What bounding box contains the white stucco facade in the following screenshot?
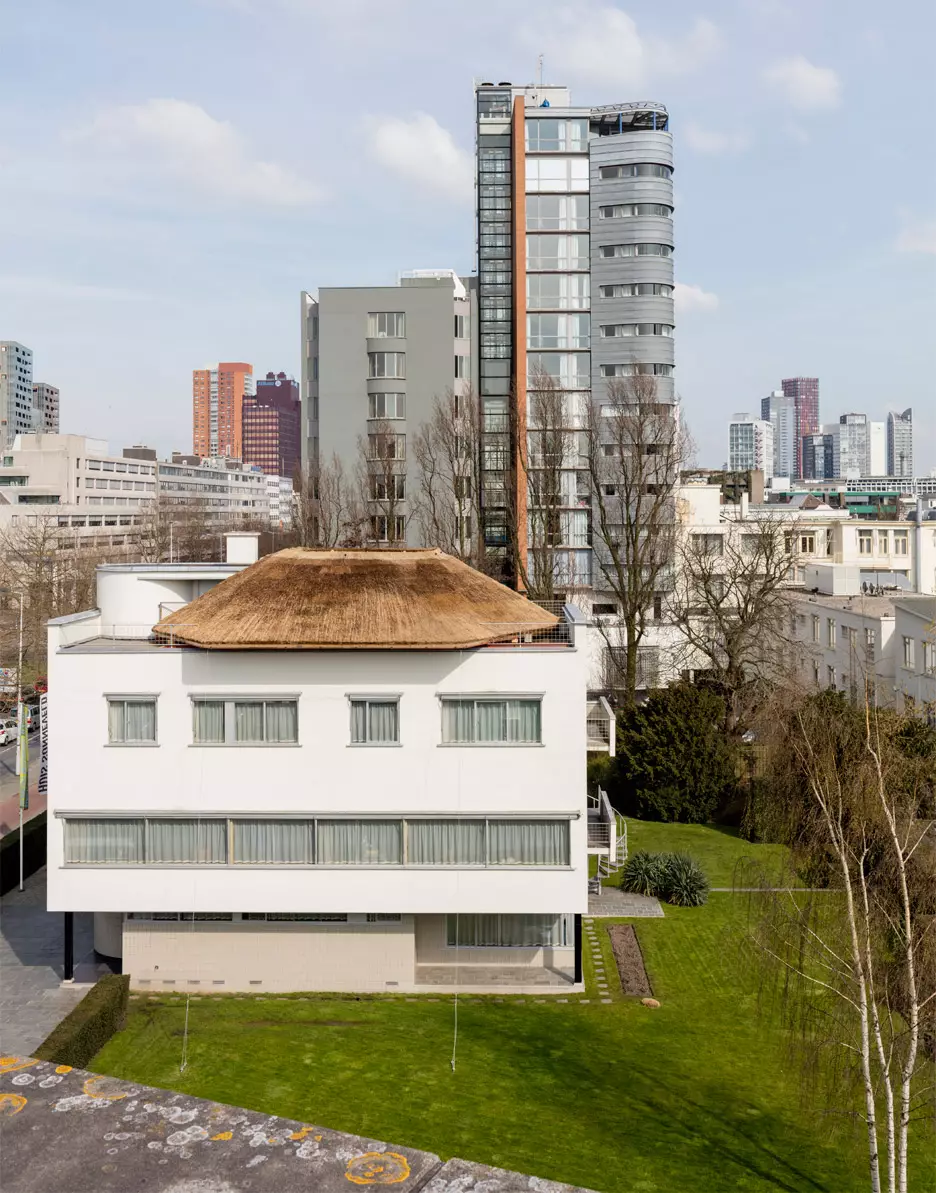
[47,560,588,993]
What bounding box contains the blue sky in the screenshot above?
[1,0,934,470]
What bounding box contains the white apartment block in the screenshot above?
[790,593,897,703]
[158,457,268,520]
[728,414,774,480]
[47,545,592,994]
[894,596,936,716]
[265,474,294,529]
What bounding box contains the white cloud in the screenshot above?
[763,56,842,111]
[674,283,719,313]
[683,122,750,155]
[368,113,473,201]
[895,213,936,255]
[518,8,720,90]
[71,99,320,207]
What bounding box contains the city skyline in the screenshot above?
[0,1,933,471]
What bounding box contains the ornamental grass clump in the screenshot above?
[620,850,708,906]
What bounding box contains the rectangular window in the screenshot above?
[350,698,400,744]
[368,392,405,419]
[368,433,405,460]
[526,234,589,271]
[454,314,468,339]
[107,698,157,744]
[408,820,485,866]
[527,273,590,311]
[318,820,403,865]
[440,698,542,744]
[827,619,837,648]
[691,533,724,556]
[64,819,144,864]
[865,627,876,660]
[812,615,821,643]
[367,312,405,338]
[368,352,405,379]
[876,531,889,554]
[455,355,470,378]
[527,352,590,389]
[232,819,315,864]
[526,195,589,230]
[893,531,908,556]
[446,913,572,948]
[858,530,873,555]
[902,636,916,669]
[923,642,935,674]
[488,819,569,865]
[525,156,589,192]
[191,698,298,744]
[525,118,588,152]
[527,313,590,350]
[370,474,406,501]
[799,533,816,555]
[146,820,227,864]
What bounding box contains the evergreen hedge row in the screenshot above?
[34,973,129,1067]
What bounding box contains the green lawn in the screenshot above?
[88,886,927,1193]
[621,819,791,888]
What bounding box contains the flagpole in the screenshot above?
[16,591,24,892]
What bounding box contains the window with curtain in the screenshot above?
[107,698,156,744]
[146,819,227,863]
[65,818,145,863]
[317,820,402,865]
[440,698,542,744]
[407,820,485,865]
[232,820,314,864]
[191,698,298,744]
[349,698,400,745]
[488,820,569,865]
[446,914,572,948]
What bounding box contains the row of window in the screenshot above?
[598,204,672,220]
[599,242,673,258]
[599,323,674,338]
[85,478,156,491]
[525,119,588,152]
[86,459,156,476]
[599,163,672,180]
[600,363,674,378]
[63,816,572,867]
[106,696,544,747]
[126,912,399,923]
[857,529,909,556]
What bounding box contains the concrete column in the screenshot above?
[93,911,123,960]
[63,912,74,982]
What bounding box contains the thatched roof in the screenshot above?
[152,548,559,650]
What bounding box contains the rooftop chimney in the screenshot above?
[225,532,260,566]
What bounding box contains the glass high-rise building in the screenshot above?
[886,408,913,477]
[781,376,820,478]
[474,82,674,587]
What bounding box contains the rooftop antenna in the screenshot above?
[537,54,544,86]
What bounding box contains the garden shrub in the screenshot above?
[620,850,709,906]
[34,973,129,1067]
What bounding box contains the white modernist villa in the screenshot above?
[47,538,591,993]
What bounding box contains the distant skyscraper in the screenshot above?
[868,421,886,476]
[781,377,820,478]
[193,362,254,459]
[728,414,774,479]
[801,432,833,481]
[32,382,59,434]
[242,372,301,478]
[0,341,36,448]
[760,390,795,477]
[826,413,869,479]
[886,409,913,477]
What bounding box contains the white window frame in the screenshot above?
[189,696,300,746]
[439,696,543,746]
[106,695,158,746]
[348,696,401,746]
[367,312,405,338]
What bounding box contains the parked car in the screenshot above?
[0,718,18,746]
[26,704,39,731]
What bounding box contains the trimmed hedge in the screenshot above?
[34,973,129,1067]
[620,851,709,907]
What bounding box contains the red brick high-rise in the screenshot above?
[782,376,820,479]
[242,372,301,478]
[193,362,253,459]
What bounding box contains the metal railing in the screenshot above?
[55,623,199,650]
[586,717,611,747]
[482,620,573,648]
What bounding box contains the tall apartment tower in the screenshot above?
[0,342,36,448]
[781,377,820,478]
[242,372,301,478]
[827,413,869,479]
[474,82,674,586]
[193,362,254,459]
[301,272,473,544]
[760,390,796,478]
[728,414,774,479]
[886,408,913,477]
[33,382,60,434]
[868,421,886,476]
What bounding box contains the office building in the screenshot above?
[32,382,60,434]
[193,362,254,460]
[728,414,774,479]
[473,83,674,585]
[802,432,833,480]
[266,474,294,529]
[0,342,36,448]
[301,271,473,544]
[887,409,913,477]
[48,545,592,994]
[868,421,886,476]
[243,372,301,479]
[760,390,796,478]
[158,456,267,521]
[781,377,820,478]
[827,413,869,479]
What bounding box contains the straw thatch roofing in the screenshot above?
[152,548,559,650]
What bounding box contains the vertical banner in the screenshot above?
[16,702,28,811]
[38,693,49,797]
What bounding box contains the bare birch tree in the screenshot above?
[667,514,800,730]
[586,373,689,707]
[357,419,408,546]
[746,692,936,1193]
[410,387,487,568]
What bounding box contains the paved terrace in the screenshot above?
[0,1059,598,1193]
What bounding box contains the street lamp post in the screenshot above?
[15,591,25,891]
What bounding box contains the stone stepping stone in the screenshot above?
[600,999,613,1004]
[579,999,590,1004]
[556,999,568,1003]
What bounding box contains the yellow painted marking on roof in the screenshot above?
[0,1058,37,1075]
[345,1152,411,1185]
[210,1131,233,1141]
[0,1094,28,1116]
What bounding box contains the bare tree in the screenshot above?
[293,455,362,548]
[410,387,487,568]
[747,693,936,1193]
[667,513,800,731]
[357,420,408,547]
[586,373,689,707]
